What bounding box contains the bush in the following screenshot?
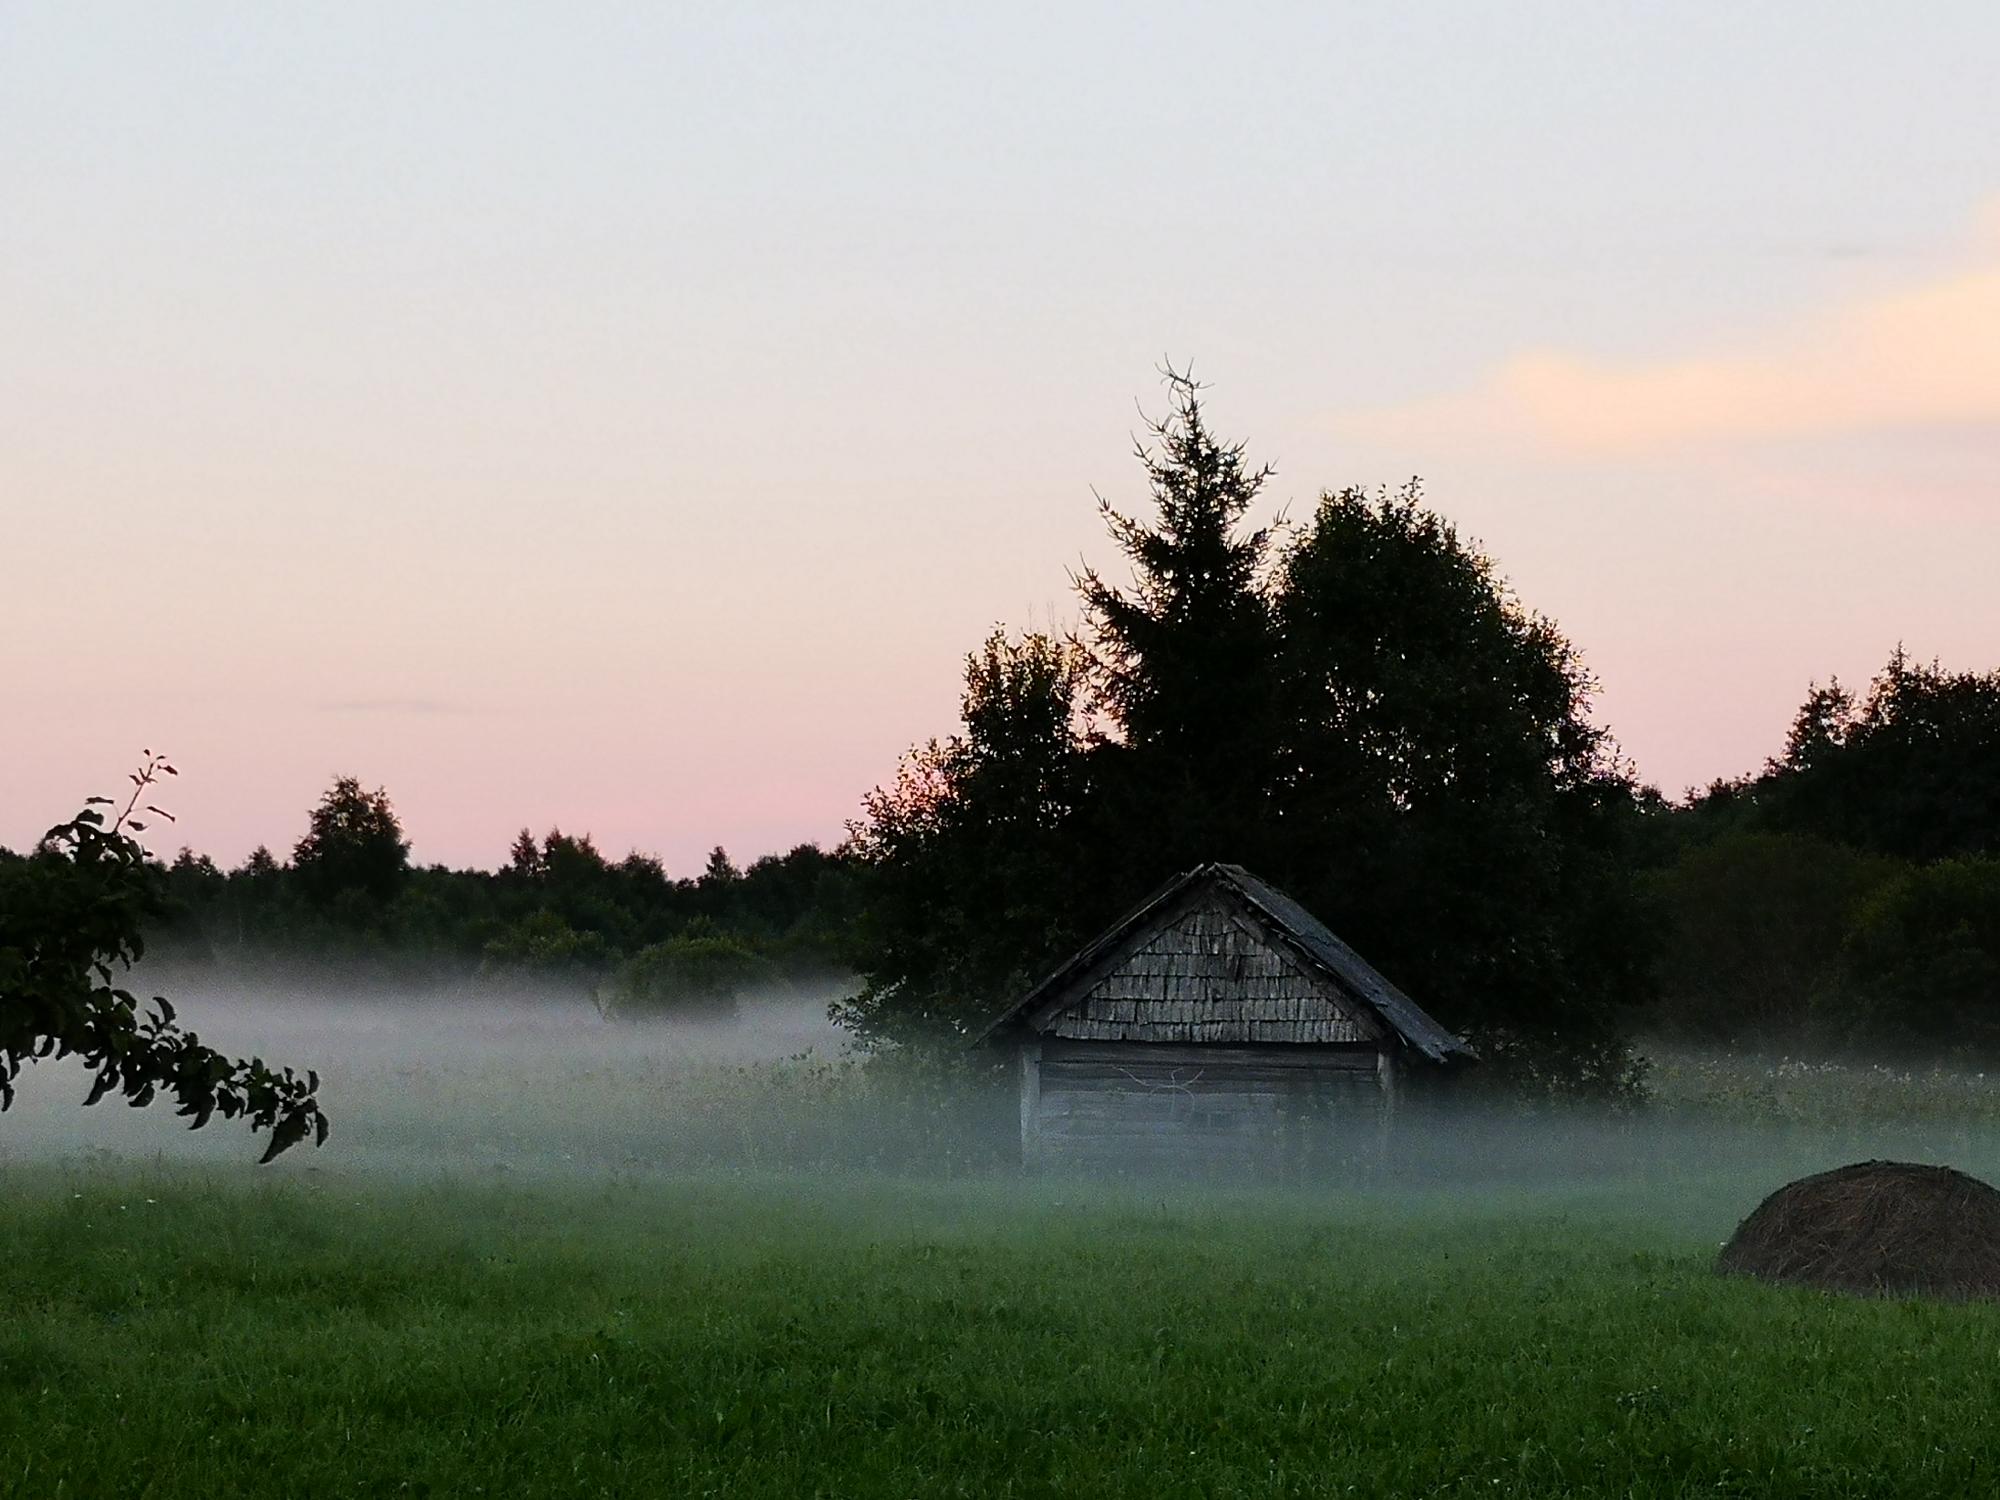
[1646,831,1900,1041]
[602,926,769,1020]
[479,909,610,991]
[1829,857,2000,1052]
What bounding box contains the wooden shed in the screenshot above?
[976,862,1474,1175]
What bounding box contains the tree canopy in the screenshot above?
[1648,649,2000,1051]
[1758,651,2000,862]
[1076,370,1283,872]
[293,775,411,909]
[1264,482,1648,1089]
[837,629,1089,1044]
[846,373,1650,1093]
[0,756,326,1161]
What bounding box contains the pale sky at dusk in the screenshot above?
[6,3,1998,872]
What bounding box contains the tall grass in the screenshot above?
[1644,1042,2000,1125]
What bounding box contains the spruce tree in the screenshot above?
[1074,367,1282,875]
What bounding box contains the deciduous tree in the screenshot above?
[1268,482,1651,1092]
[292,775,410,908]
[0,755,326,1160]
[840,629,1089,1043]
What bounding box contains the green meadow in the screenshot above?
[6,1154,2000,1499]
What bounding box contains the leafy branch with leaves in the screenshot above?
[0,753,328,1162]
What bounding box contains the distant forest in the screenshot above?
[8,372,1998,1095]
[1646,647,2000,1055]
[77,785,865,1021]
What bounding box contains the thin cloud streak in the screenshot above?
[1343,202,2000,459]
[317,698,482,717]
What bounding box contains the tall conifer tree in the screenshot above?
[1074,367,1282,875]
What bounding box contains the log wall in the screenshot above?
[1027,1037,1391,1176]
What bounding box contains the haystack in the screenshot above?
[1717,1160,2000,1299]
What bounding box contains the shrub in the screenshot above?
[1646,831,1900,1041]
[480,908,610,990]
[603,926,769,1020]
[1830,856,2000,1052]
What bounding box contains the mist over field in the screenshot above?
[0,978,859,1176]
[12,967,2000,1254]
[15,969,2000,1497]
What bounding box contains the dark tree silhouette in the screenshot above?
[1075,365,1283,872]
[1268,482,1650,1091]
[507,827,543,880]
[846,375,1653,1094]
[0,755,326,1161]
[841,629,1089,1042]
[1762,650,2000,862]
[292,776,410,907]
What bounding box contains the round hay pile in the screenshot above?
[1717,1160,2000,1299]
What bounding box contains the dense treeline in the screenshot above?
[0,774,860,1017]
[1647,651,2000,1053]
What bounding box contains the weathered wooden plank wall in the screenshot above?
[1030,1038,1389,1176]
[1008,890,1422,1175]
[1037,899,1381,1046]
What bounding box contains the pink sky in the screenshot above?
[6,6,1998,872]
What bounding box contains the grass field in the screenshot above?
[6,1160,2000,1498]
[11,1001,2000,1497]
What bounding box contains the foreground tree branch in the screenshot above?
[0,755,328,1162]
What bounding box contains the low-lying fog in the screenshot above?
[0,978,865,1176]
[11,976,2000,1230]
[144,980,850,1068]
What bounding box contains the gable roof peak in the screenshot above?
[977,860,1475,1063]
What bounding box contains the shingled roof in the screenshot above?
[976,861,1475,1063]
